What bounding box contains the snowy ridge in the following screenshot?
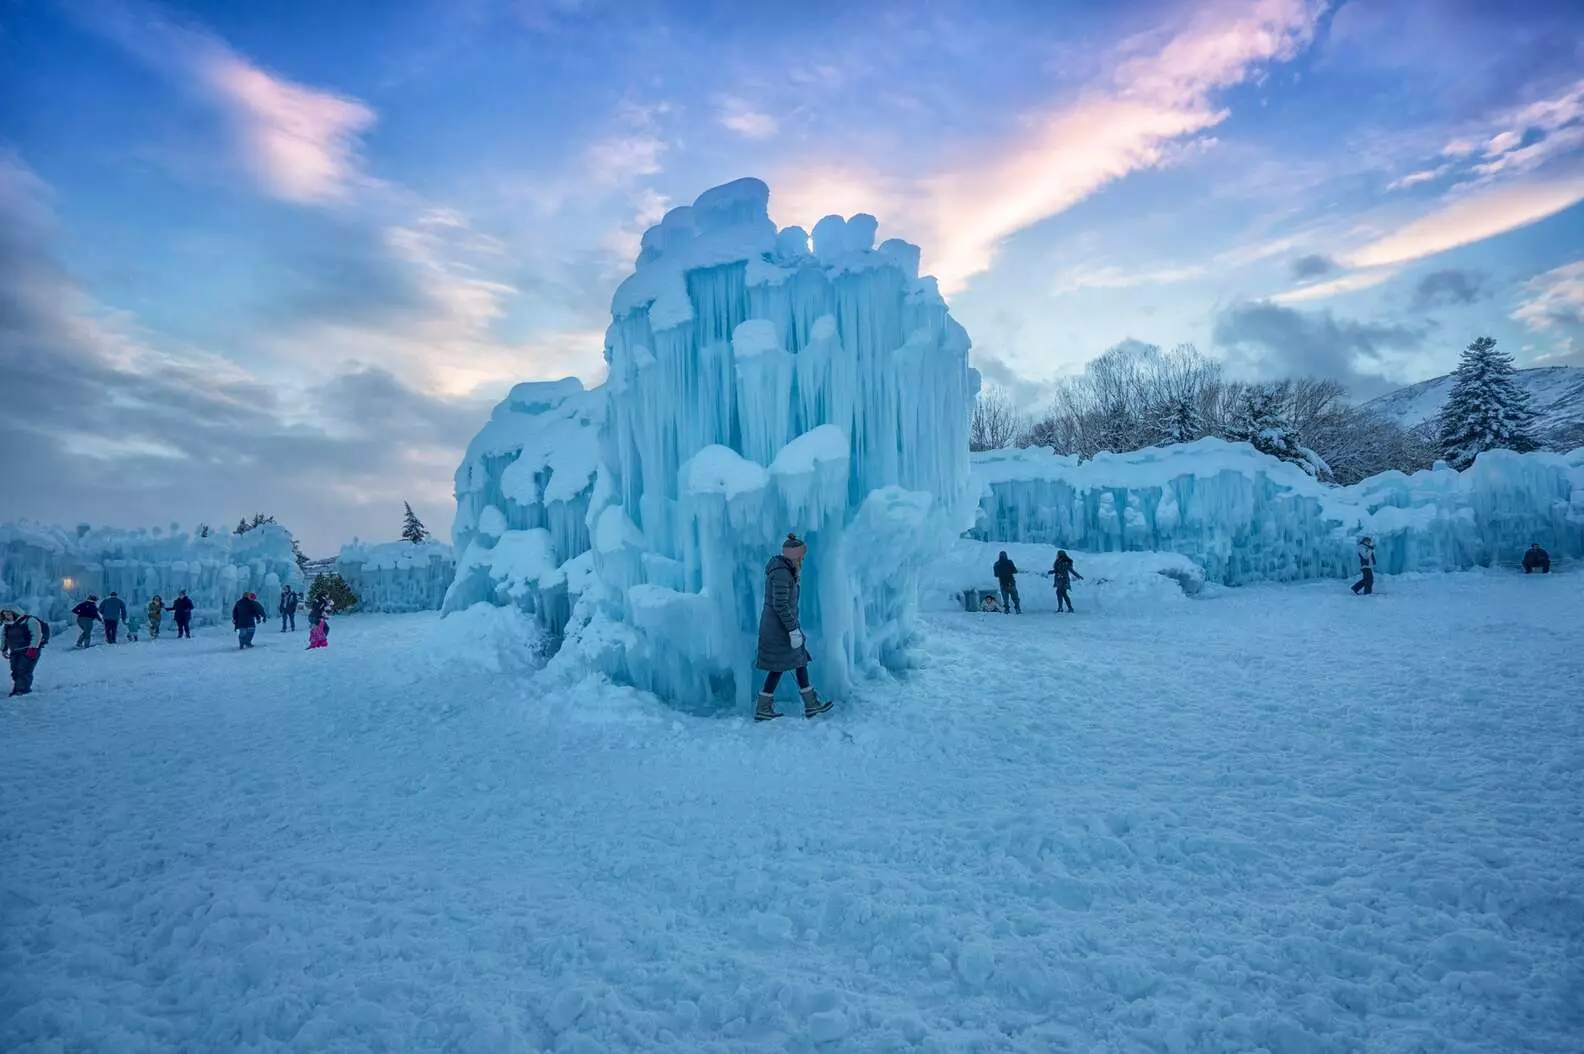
[0,521,304,628]
[971,438,1584,583]
[447,177,980,712]
[1365,365,1584,449]
[336,540,455,613]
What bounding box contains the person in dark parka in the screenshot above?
[1522,543,1551,574]
[279,585,299,631]
[992,550,1022,615]
[71,595,102,648]
[1351,536,1376,595]
[99,592,127,644]
[2,608,50,696]
[171,590,195,638]
[1047,550,1083,612]
[754,533,832,722]
[232,592,268,649]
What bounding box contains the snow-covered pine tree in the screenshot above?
[401,502,429,544]
[291,537,310,572]
[1435,336,1540,469]
[1154,395,1204,446]
[1225,383,1330,477]
[234,518,250,536]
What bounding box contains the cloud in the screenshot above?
[1270,267,1399,304]
[1387,166,1448,190]
[1212,300,1432,393]
[0,152,486,552]
[1289,253,1336,280]
[1512,260,1584,361]
[1050,262,1206,296]
[717,98,779,140]
[1463,78,1584,183]
[1410,268,1487,311]
[775,0,1325,292]
[1342,172,1584,269]
[69,0,375,205]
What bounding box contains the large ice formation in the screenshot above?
[445,178,979,711]
[971,439,1584,584]
[337,540,455,613]
[0,522,305,628]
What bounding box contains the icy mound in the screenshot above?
[337,540,455,613]
[972,439,1584,584]
[0,521,305,628]
[928,539,1204,614]
[449,178,979,711]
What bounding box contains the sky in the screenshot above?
[1,0,1582,552]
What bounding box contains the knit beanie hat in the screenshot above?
[782,533,807,558]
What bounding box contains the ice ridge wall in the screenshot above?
[0,522,306,628]
[970,439,1584,584]
[337,540,455,613]
[446,177,979,712]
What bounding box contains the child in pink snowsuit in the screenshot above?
[307,621,328,649]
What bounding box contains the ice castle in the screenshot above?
[445,178,980,711]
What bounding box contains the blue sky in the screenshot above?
[2,0,1582,550]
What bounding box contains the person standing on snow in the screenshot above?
[1522,543,1551,574]
[307,592,333,641]
[1046,550,1083,613]
[146,595,164,640]
[98,592,127,644]
[1,608,50,696]
[71,595,102,648]
[232,591,268,649]
[279,585,299,632]
[1351,536,1376,596]
[754,533,833,722]
[992,550,1023,615]
[171,590,195,638]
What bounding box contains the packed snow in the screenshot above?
[4,572,1581,1051]
[337,540,455,613]
[0,521,304,629]
[971,439,1584,585]
[449,177,979,712]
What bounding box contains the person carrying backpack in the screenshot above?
[992,550,1022,615]
[1045,550,1083,613]
[171,590,195,638]
[1,608,50,696]
[71,595,102,648]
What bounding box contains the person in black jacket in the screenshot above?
[991,550,1022,615]
[1047,551,1083,613]
[71,595,102,648]
[99,591,127,644]
[278,585,299,632]
[2,608,51,696]
[232,592,268,649]
[171,590,195,638]
[1522,543,1551,574]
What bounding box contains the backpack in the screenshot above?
[4,615,48,651]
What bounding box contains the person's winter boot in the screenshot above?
[800,687,833,719]
[754,693,784,722]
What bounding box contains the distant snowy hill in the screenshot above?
[1364,366,1584,451]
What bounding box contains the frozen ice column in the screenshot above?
[567,176,980,711]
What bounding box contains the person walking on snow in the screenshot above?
[992,550,1023,615]
[98,592,126,644]
[1045,550,1083,612]
[307,593,333,641]
[754,533,833,722]
[146,595,164,640]
[1522,543,1551,574]
[1351,536,1376,595]
[1,608,50,696]
[232,591,268,649]
[171,590,195,638]
[71,595,102,648]
[279,585,299,632]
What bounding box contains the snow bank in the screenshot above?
[337,540,455,613]
[0,521,305,628]
[971,439,1584,584]
[448,177,980,712]
[927,540,1204,614]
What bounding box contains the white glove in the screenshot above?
[788,629,805,650]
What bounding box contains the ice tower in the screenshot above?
[446,178,980,711]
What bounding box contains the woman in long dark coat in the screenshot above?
[754,533,833,721]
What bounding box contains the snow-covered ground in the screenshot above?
[3,573,1581,1052]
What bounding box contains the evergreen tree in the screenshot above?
[1225,383,1329,477]
[250,512,276,529]
[1435,336,1540,469]
[401,502,430,544]
[291,537,310,573]
[1154,395,1205,446]
[234,518,250,536]
[197,523,211,538]
[309,572,360,613]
